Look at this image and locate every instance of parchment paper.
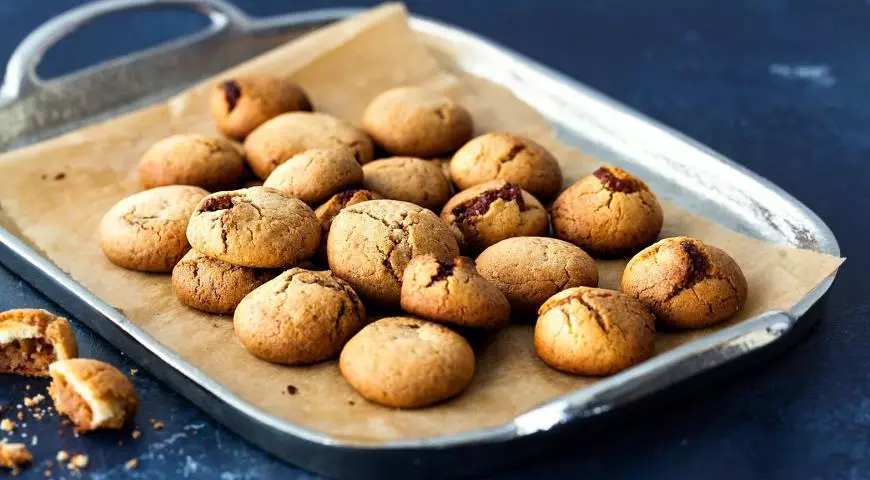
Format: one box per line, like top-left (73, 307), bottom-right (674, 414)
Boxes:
top-left (0, 4), bottom-right (843, 443)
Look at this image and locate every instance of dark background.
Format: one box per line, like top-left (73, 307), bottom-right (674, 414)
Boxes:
top-left (1, 0), bottom-right (868, 478)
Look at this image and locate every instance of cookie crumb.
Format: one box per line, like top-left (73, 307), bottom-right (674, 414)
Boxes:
top-left (1, 418), bottom-right (16, 432)
top-left (150, 420), bottom-right (164, 431)
top-left (286, 385), bottom-right (298, 395)
top-left (24, 385), bottom-right (30, 391)
top-left (55, 451), bottom-right (69, 462)
top-left (131, 430), bottom-right (141, 439)
top-left (16, 412), bottom-right (24, 421)
top-left (43, 470), bottom-right (52, 478)
top-left (23, 394), bottom-right (45, 407)
top-left (348, 400), bottom-right (355, 406)
top-left (0, 443), bottom-right (31, 470)
top-left (54, 173), bottom-right (66, 181)
top-left (125, 458), bottom-right (138, 470)
top-left (30, 435), bottom-right (37, 446)
top-left (68, 453), bottom-right (88, 470)
top-left (129, 368), bottom-right (138, 376)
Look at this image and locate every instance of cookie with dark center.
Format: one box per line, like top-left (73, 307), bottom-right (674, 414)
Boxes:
top-left (210, 75), bottom-right (312, 140)
top-left (440, 180), bottom-right (548, 253)
top-left (400, 255), bottom-right (510, 328)
top-left (620, 236), bottom-right (748, 329)
top-left (552, 165), bottom-right (663, 257)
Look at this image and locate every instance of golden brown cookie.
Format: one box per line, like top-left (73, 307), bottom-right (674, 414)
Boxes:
top-left (400, 255), bottom-right (510, 328)
top-left (210, 75), bottom-right (312, 139)
top-left (327, 200), bottom-right (460, 305)
top-left (48, 358), bottom-right (139, 432)
top-left (535, 287), bottom-right (656, 376)
top-left (100, 185), bottom-right (208, 272)
top-left (138, 134), bottom-right (247, 191)
top-left (476, 237), bottom-right (599, 317)
top-left (262, 148), bottom-right (363, 205)
top-left (234, 268), bottom-right (366, 365)
top-left (361, 157), bottom-right (452, 211)
top-left (552, 165), bottom-right (664, 257)
top-left (186, 187), bottom-right (320, 268)
top-left (440, 180), bottom-right (549, 253)
top-left (0, 309), bottom-right (77, 377)
top-left (339, 317), bottom-right (475, 408)
top-left (172, 250), bottom-right (278, 315)
top-left (620, 236), bottom-right (748, 329)
top-left (362, 86), bottom-right (473, 157)
top-left (244, 112), bottom-right (374, 179)
top-left (449, 133), bottom-right (563, 200)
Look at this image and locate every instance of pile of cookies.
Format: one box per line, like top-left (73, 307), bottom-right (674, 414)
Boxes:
top-left (97, 74), bottom-right (748, 409)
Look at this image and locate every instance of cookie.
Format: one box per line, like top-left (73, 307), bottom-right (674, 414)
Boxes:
top-left (262, 148), bottom-right (363, 205)
top-left (361, 157), bottom-right (452, 211)
top-left (0, 443), bottom-right (31, 471)
top-left (0, 309), bottom-right (77, 377)
top-left (138, 134), bottom-right (247, 191)
top-left (327, 200), bottom-right (460, 305)
top-left (339, 317), bottom-right (475, 408)
top-left (620, 236), bottom-right (748, 329)
top-left (440, 180), bottom-right (549, 253)
top-left (244, 112), bottom-right (374, 179)
top-left (48, 358), bottom-right (139, 432)
top-left (210, 75), bottom-right (312, 139)
top-left (476, 237), bottom-right (599, 317)
top-left (400, 255), bottom-right (510, 328)
top-left (100, 185), bottom-right (208, 272)
top-left (535, 287), bottom-right (656, 376)
top-left (362, 86), bottom-right (473, 157)
top-left (186, 187), bottom-right (320, 268)
top-left (449, 133), bottom-right (563, 200)
top-left (552, 165), bottom-right (664, 256)
top-left (314, 189), bottom-right (382, 253)
top-left (234, 269), bottom-right (366, 365)
top-left (172, 250), bottom-right (277, 314)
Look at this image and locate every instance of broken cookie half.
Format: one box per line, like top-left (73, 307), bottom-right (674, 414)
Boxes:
top-left (0, 442), bottom-right (32, 472)
top-left (0, 309), bottom-right (78, 376)
top-left (48, 358), bottom-right (139, 432)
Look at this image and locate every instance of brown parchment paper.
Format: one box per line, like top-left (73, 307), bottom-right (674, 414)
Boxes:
top-left (0, 4), bottom-right (843, 444)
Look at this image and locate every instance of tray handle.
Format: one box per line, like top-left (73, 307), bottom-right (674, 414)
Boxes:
top-left (0, 0), bottom-right (249, 103)
top-left (513, 310), bottom-right (795, 436)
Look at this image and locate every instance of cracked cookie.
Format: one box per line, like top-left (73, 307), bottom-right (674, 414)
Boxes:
top-left (186, 186), bottom-right (320, 268)
top-left (535, 287), bottom-right (656, 376)
top-left (476, 237), bottom-right (599, 318)
top-left (49, 358), bottom-right (138, 432)
top-left (552, 165), bottom-right (664, 257)
top-left (362, 86), bottom-right (473, 157)
top-left (620, 236), bottom-right (748, 329)
top-left (449, 132), bottom-right (563, 200)
top-left (244, 112), bottom-right (374, 179)
top-left (100, 185), bottom-right (208, 272)
top-left (440, 180), bottom-right (548, 253)
top-left (326, 200), bottom-right (460, 305)
top-left (138, 134), bottom-right (247, 191)
top-left (234, 268), bottom-right (366, 365)
top-left (210, 75), bottom-right (312, 139)
top-left (361, 157), bottom-right (452, 211)
top-left (400, 255), bottom-right (510, 328)
top-left (339, 317), bottom-right (475, 408)
top-left (172, 250), bottom-right (278, 315)
top-left (0, 309), bottom-right (78, 377)
top-left (263, 148), bottom-right (363, 205)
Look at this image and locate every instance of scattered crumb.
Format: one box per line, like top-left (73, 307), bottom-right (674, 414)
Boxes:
top-left (68, 454), bottom-right (88, 470)
top-left (24, 386), bottom-right (30, 391)
top-left (54, 173), bottom-right (66, 181)
top-left (0, 443), bottom-right (32, 469)
top-left (15, 405), bottom-right (21, 410)
top-left (125, 458), bottom-right (138, 470)
top-left (131, 430), bottom-right (141, 440)
top-left (348, 400), bottom-right (355, 406)
top-left (30, 436), bottom-right (37, 446)
top-left (56, 451), bottom-right (69, 462)
top-left (129, 368), bottom-right (138, 376)
top-left (1, 419), bottom-right (16, 432)
top-left (286, 385), bottom-right (298, 395)
top-left (16, 412), bottom-right (23, 421)
top-left (23, 395), bottom-right (45, 407)
top-left (20, 433), bottom-right (26, 439)
top-left (151, 422), bottom-right (164, 430)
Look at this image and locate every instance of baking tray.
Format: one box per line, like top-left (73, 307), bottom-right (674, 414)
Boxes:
top-left (0, 0), bottom-right (840, 478)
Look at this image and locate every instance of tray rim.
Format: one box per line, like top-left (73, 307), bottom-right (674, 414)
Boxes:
top-left (0, 0), bottom-right (841, 462)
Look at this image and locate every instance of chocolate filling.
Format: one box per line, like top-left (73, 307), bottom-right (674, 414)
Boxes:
top-left (451, 183), bottom-right (525, 223)
top-left (198, 194), bottom-right (235, 213)
top-left (593, 167), bottom-right (643, 193)
top-left (337, 189), bottom-right (363, 206)
top-left (430, 260), bottom-right (456, 283)
top-left (219, 80), bottom-right (242, 111)
top-left (681, 241), bottom-right (710, 286)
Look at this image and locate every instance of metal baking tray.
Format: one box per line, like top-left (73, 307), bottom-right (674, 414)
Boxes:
top-left (0, 0), bottom-right (840, 478)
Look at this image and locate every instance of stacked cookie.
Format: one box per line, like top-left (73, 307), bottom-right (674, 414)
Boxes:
top-left (97, 77), bottom-right (749, 410)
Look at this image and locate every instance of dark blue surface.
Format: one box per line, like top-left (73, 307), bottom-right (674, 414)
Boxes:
top-left (0, 0), bottom-right (867, 478)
